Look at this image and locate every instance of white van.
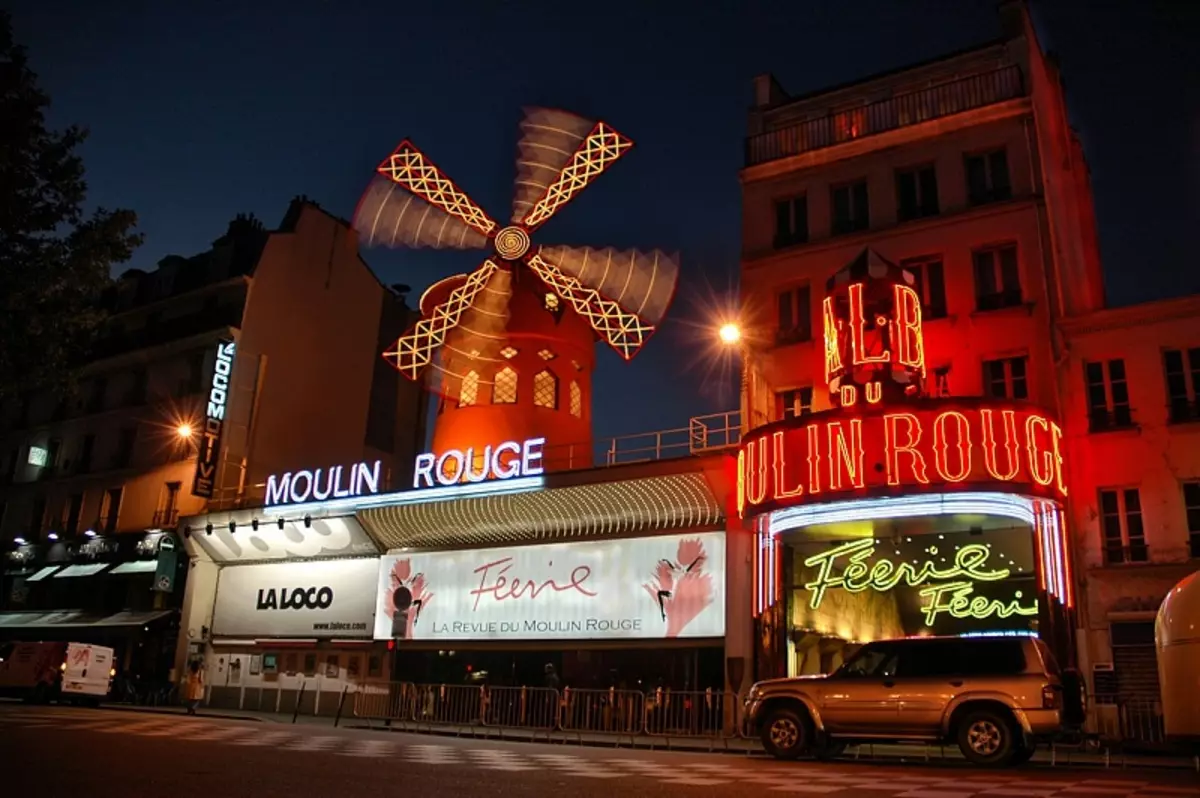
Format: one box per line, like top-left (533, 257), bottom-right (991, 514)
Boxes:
top-left (61, 643), bottom-right (115, 702)
top-left (0, 641), bottom-right (114, 703)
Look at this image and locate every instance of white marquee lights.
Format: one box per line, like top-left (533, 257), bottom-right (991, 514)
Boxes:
top-left (265, 461), bottom-right (382, 507)
top-left (413, 437), bottom-right (546, 488)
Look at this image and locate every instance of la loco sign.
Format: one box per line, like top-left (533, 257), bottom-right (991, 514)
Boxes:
top-left (739, 399), bottom-right (1067, 515)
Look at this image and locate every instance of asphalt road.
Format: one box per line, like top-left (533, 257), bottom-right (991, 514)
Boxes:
top-left (1, 704), bottom-right (1196, 797)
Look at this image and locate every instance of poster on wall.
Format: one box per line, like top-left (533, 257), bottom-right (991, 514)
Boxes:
top-left (211, 558), bottom-right (378, 639)
top-left (374, 531), bottom-right (726, 642)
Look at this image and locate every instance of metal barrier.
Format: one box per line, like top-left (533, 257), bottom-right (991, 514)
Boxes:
top-left (481, 686), bottom-right (560, 737)
top-left (559, 688), bottom-right (646, 742)
top-left (353, 681), bottom-right (417, 724)
top-left (645, 688), bottom-right (735, 748)
top-left (353, 682), bottom-right (748, 743)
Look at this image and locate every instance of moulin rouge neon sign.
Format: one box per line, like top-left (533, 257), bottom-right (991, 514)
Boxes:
top-left (738, 401), bottom-right (1067, 514)
top-left (802, 538), bottom-right (1038, 626)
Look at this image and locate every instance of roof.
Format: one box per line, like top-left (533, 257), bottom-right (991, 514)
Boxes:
top-left (1058, 294), bottom-right (1200, 336)
top-left (357, 472), bottom-right (725, 551)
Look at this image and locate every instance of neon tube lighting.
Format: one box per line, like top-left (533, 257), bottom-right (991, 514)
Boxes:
top-left (260, 475), bottom-right (546, 517)
top-left (767, 491), bottom-right (1037, 535)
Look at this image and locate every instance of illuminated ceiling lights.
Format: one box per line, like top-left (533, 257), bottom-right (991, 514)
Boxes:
top-left (767, 491), bottom-right (1037, 536)
top-left (354, 107), bottom-right (681, 383)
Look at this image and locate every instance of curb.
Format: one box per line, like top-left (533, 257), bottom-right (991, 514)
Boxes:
top-left (100, 703), bottom-right (268, 723)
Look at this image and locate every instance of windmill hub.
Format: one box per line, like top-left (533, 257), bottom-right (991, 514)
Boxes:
top-left (494, 226), bottom-right (530, 260)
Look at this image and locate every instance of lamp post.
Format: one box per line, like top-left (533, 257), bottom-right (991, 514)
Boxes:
top-left (716, 321), bottom-right (765, 435)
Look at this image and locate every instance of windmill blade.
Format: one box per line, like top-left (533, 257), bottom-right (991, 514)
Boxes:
top-left (511, 108), bottom-right (594, 225)
top-left (537, 245), bottom-right (679, 327)
top-left (353, 175), bottom-right (490, 249)
top-left (526, 251), bottom-right (657, 360)
top-left (383, 260), bottom-right (502, 380)
top-left (436, 267), bottom-right (513, 387)
top-left (375, 140), bottom-right (497, 238)
top-left (519, 119), bottom-right (633, 231)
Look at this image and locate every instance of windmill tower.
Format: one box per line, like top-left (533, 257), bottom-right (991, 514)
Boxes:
top-left (353, 108), bottom-right (679, 473)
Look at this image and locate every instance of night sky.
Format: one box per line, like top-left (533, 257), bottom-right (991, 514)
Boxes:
top-left (10, 1), bottom-right (1200, 440)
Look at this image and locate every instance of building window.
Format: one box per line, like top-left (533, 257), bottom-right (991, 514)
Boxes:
top-left (1164, 348), bottom-right (1200, 423)
top-left (773, 194), bottom-right (808, 248)
top-left (1184, 482), bottom-right (1200, 558)
top-left (778, 387), bottom-right (813, 420)
top-left (492, 367), bottom-right (517, 405)
top-left (155, 482), bottom-right (181, 528)
top-left (77, 434), bottom-right (95, 474)
top-left (113, 427), bottom-right (137, 469)
top-left (64, 494), bottom-right (83, 536)
top-left (1086, 360), bottom-right (1134, 432)
top-left (831, 180), bottom-right (869, 236)
top-left (776, 285), bottom-right (812, 345)
top-left (896, 165), bottom-right (939, 221)
top-left (500, 346), bottom-right (518, 360)
top-left (537, 349), bottom-right (557, 362)
top-left (29, 496), bottom-right (46, 536)
top-left (458, 371), bottom-right (479, 407)
top-left (965, 148), bottom-right (1011, 205)
top-left (1100, 488), bottom-right (1147, 564)
top-left (127, 367), bottom-right (148, 406)
top-left (902, 257), bottom-right (947, 319)
top-left (533, 370), bottom-right (558, 409)
top-left (99, 487), bottom-right (123, 535)
top-left (983, 356), bottom-right (1028, 400)
top-left (569, 381), bottom-right (582, 419)
top-left (86, 376), bottom-right (107, 413)
top-left (973, 245), bottom-right (1021, 310)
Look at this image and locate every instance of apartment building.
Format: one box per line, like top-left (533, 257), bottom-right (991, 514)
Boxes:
top-left (0, 198), bottom-right (428, 681)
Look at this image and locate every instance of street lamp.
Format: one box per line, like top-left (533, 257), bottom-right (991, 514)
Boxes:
top-left (718, 322), bottom-right (742, 346)
top-left (176, 423), bottom-right (194, 440)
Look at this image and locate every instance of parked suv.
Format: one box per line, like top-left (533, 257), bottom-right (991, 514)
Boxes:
top-left (745, 636), bottom-right (1067, 766)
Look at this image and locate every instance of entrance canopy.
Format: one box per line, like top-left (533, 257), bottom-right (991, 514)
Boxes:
top-left (0, 609), bottom-right (175, 630)
top-left (358, 472), bottom-right (723, 550)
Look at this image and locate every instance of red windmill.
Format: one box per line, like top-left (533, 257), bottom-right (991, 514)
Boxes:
top-left (353, 108), bottom-right (680, 471)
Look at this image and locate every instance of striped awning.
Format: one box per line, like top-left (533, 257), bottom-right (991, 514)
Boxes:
top-left (356, 472), bottom-right (723, 551)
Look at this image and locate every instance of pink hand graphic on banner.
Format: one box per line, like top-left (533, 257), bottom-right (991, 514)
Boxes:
top-left (664, 570), bottom-right (713, 638)
top-left (642, 539), bottom-right (714, 637)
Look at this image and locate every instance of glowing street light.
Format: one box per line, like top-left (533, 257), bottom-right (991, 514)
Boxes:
top-left (718, 322), bottom-right (742, 346)
top-left (176, 423), bottom-right (194, 440)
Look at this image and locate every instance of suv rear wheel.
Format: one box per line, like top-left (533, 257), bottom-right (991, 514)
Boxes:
top-left (760, 706), bottom-right (813, 760)
top-left (957, 708), bottom-right (1016, 767)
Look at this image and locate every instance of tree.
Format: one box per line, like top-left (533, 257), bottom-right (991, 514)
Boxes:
top-left (0, 11), bottom-right (142, 405)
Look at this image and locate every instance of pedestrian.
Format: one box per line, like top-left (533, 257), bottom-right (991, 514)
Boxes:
top-left (185, 660), bottom-right (205, 715)
top-left (543, 662), bottom-right (559, 690)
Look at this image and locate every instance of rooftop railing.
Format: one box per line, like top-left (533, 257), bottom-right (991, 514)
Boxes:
top-left (746, 65), bottom-right (1024, 167)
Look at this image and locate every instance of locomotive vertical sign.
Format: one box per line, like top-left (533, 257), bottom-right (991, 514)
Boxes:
top-left (192, 340), bottom-right (236, 498)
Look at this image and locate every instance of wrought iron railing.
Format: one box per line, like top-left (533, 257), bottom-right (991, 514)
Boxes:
top-left (745, 65), bottom-right (1024, 167)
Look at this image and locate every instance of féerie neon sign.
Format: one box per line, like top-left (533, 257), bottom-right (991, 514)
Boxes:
top-left (802, 538), bottom-right (1037, 626)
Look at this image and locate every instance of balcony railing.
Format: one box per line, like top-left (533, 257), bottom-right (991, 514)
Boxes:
top-left (746, 65), bottom-right (1025, 167)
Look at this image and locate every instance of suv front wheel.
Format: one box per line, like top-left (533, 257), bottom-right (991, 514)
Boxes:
top-left (957, 708), bottom-right (1016, 767)
top-left (760, 706), bottom-right (813, 760)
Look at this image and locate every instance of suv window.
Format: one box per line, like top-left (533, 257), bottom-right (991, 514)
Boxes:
top-left (1032, 639), bottom-right (1060, 676)
top-left (838, 643), bottom-right (899, 678)
top-left (958, 639), bottom-right (1027, 676)
top-left (896, 639), bottom-right (966, 677)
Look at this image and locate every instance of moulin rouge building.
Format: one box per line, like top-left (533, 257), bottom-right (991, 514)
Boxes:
top-left (737, 1), bottom-right (1200, 721)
